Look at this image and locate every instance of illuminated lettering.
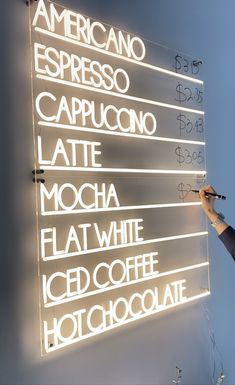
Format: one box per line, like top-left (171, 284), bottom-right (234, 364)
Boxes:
top-left (94, 218), bottom-right (144, 246)
top-left (40, 219), bottom-right (144, 259)
top-left (93, 253), bottom-right (159, 289)
top-left (31, 0), bottom-right (208, 357)
top-left (32, 0), bottom-right (51, 30)
top-left (163, 280), bottom-right (187, 306)
top-left (34, 43), bottom-right (130, 93)
top-left (43, 281), bottom-right (187, 352)
top-left (41, 224), bottom-right (91, 259)
top-left (42, 252), bottom-right (159, 304)
top-left (33, 0), bottom-right (146, 61)
top-left (40, 182), bottom-right (120, 212)
top-left (37, 136), bottom-right (102, 167)
top-left (35, 92), bottom-right (157, 135)
top-left (43, 309), bottom-right (86, 351)
top-left (43, 267), bottom-right (90, 303)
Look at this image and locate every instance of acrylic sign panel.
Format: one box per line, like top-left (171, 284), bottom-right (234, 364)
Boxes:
top-left (29, 0), bottom-right (209, 355)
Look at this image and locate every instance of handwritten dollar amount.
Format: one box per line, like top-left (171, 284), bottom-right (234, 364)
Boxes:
top-left (177, 182), bottom-right (192, 200)
top-left (177, 114), bottom-right (204, 136)
top-left (174, 54), bottom-right (202, 75)
top-left (175, 83), bottom-right (203, 104)
top-left (175, 146), bottom-right (204, 165)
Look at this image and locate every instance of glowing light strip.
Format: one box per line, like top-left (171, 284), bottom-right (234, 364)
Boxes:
top-left (41, 201), bottom-right (202, 216)
top-left (38, 121), bottom-right (205, 146)
top-left (34, 27), bottom-right (203, 85)
top-left (44, 262), bottom-right (209, 308)
top-left (36, 74), bottom-right (204, 116)
top-left (45, 291), bottom-right (210, 353)
top-left (39, 165), bottom-right (206, 175)
top-left (43, 230), bottom-right (208, 261)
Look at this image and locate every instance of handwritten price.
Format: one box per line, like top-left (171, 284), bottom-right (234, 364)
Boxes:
top-left (175, 83), bottom-right (203, 104)
top-left (177, 182), bottom-right (192, 201)
top-left (177, 114), bottom-right (204, 136)
top-left (174, 54), bottom-right (202, 75)
top-left (175, 146), bottom-right (204, 166)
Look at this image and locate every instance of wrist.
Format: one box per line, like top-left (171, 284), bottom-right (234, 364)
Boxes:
top-left (211, 212), bottom-right (225, 228)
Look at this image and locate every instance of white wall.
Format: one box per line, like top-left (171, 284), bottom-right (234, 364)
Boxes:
top-left (1, 0), bottom-right (234, 384)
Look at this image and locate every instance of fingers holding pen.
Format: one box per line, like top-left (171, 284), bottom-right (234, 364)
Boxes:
top-left (199, 185), bottom-right (216, 199)
top-left (198, 185), bottom-right (216, 213)
top-left (200, 185), bottom-right (217, 194)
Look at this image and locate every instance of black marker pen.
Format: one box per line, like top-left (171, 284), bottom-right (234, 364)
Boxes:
top-left (191, 189), bottom-right (226, 200)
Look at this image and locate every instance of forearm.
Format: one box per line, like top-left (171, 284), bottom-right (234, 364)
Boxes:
top-left (218, 226), bottom-right (235, 261)
top-left (206, 210), bottom-right (235, 260)
top-left (198, 186), bottom-right (235, 260)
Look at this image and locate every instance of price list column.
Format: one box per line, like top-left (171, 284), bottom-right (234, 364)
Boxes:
top-left (30, 0), bottom-right (209, 355)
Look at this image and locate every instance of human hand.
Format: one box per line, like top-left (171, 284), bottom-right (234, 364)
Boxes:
top-left (198, 185), bottom-right (217, 216)
top-left (198, 185), bottom-right (228, 234)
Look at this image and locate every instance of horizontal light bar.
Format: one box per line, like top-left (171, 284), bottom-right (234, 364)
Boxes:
top-left (36, 74), bottom-right (204, 116)
top-left (45, 291), bottom-right (210, 353)
top-left (41, 201), bottom-right (202, 216)
top-left (39, 165), bottom-right (206, 175)
top-left (43, 230), bottom-right (208, 261)
top-left (38, 121), bottom-right (205, 146)
top-left (34, 27), bottom-right (203, 85)
top-left (44, 262), bottom-right (209, 308)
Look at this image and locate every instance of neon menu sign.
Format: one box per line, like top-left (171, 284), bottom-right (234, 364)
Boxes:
top-left (30, 0), bottom-right (210, 355)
